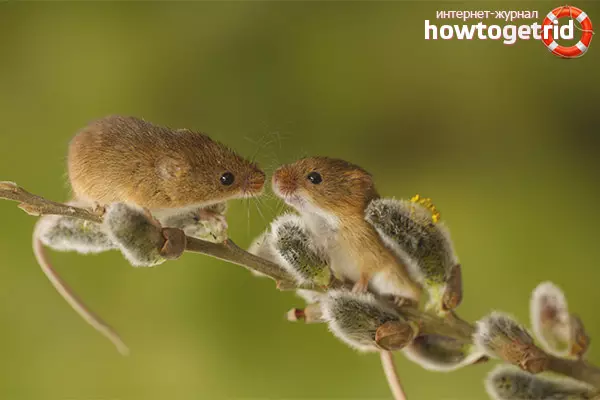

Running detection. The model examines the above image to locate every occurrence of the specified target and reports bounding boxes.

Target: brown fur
[273,157,378,217]
[68,115,265,209]
[273,157,421,299]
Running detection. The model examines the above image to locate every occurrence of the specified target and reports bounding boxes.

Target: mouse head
[272,157,379,219]
[157,131,265,208]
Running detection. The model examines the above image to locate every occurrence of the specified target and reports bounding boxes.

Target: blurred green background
[0,1,599,399]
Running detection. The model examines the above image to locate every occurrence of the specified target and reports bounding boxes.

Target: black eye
[307,171,322,184]
[220,172,235,186]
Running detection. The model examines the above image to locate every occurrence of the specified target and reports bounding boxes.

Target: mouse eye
[220,172,235,186]
[307,171,322,185]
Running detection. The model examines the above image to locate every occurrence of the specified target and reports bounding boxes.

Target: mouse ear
[157,156,189,180]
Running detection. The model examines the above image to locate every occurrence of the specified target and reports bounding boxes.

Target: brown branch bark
[184,237,294,283]
[546,355,600,389]
[3,181,600,390]
[0,182,468,332]
[0,181,298,284]
[0,181,103,223]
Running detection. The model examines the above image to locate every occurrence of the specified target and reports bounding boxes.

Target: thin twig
[0,181,344,290]
[0,182,467,331]
[185,237,293,283]
[0,182,504,343]
[0,182,103,223]
[3,181,600,391]
[381,351,407,400]
[547,355,600,389]
[0,181,297,285]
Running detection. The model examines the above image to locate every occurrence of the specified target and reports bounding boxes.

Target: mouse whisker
[275,198,287,216]
[248,131,280,165]
[254,192,276,214]
[252,197,267,223]
[246,197,251,235]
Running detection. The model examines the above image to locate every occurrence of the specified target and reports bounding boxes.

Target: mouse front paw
[159,205,229,243]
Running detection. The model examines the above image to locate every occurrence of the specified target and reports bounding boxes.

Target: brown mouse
[68,115,265,215]
[34,115,266,354]
[271,157,421,301]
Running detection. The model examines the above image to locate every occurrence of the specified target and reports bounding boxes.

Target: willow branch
[381,351,408,400]
[0,182,472,336]
[546,356,600,389]
[0,181,474,351]
[185,237,292,282]
[4,181,600,390]
[0,181,103,223]
[404,310,474,342]
[0,181,339,291]
[0,181,297,282]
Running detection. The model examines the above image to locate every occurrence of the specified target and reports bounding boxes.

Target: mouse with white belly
[271,157,421,301]
[34,115,266,354]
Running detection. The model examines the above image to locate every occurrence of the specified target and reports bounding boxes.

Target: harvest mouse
[68,115,265,217]
[34,115,266,353]
[271,157,421,301]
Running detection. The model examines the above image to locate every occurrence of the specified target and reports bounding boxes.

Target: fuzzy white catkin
[365,198,459,287]
[295,289,326,304]
[247,230,277,278]
[36,214,116,254]
[365,198,462,313]
[485,365,595,400]
[269,213,330,286]
[402,334,485,372]
[530,281,572,356]
[321,290,405,352]
[474,311,535,359]
[103,203,166,267]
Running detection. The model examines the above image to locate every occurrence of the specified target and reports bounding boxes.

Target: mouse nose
[272,166,298,197]
[244,169,265,195]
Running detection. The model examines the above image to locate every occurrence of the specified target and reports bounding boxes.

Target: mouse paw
[91,203,107,217]
[198,207,228,229]
[193,208,228,242]
[393,296,418,308]
[159,206,228,243]
[352,272,371,293]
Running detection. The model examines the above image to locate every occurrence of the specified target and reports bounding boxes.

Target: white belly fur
[302,211,362,284]
[371,269,419,300]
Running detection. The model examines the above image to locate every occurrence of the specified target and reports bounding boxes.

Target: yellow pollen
[411,194,441,223]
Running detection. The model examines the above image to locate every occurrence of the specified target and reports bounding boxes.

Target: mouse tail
[380,350,407,400]
[33,218,130,356]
